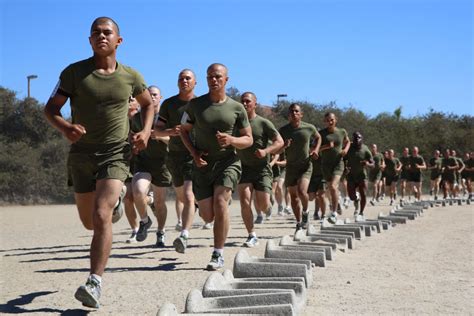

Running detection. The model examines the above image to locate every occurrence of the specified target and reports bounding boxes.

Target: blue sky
[1,0,472,118]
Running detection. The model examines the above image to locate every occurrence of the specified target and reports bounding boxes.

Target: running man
[399,147,411,202]
[407,146,426,201]
[180,63,252,270]
[154,69,198,253]
[451,149,465,197]
[319,112,350,224]
[441,149,458,199]
[384,149,402,205]
[344,132,374,220]
[131,86,172,247]
[427,149,443,200]
[368,144,385,205]
[463,152,473,200]
[237,92,283,247]
[279,103,321,231]
[308,153,326,222]
[44,17,154,308]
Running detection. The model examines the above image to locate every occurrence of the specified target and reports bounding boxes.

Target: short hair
[148,85,160,91]
[241,91,257,101]
[90,17,120,35]
[289,103,301,111]
[324,112,336,118]
[207,63,228,75]
[179,69,196,78]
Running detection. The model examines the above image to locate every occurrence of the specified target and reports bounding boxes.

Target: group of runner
[43,17,473,309]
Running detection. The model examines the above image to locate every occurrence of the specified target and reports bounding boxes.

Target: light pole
[277,93,287,105]
[27,75,38,98]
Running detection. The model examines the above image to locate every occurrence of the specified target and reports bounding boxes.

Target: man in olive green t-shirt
[155,69,203,254]
[384,149,402,205]
[368,144,385,205]
[407,146,426,201]
[181,63,253,271]
[131,86,172,248]
[344,132,374,220]
[44,17,154,309]
[318,112,350,224]
[399,147,411,202]
[427,149,443,200]
[237,92,283,248]
[279,103,321,231]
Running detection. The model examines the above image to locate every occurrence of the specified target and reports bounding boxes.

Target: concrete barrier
[185,289,295,315]
[233,249,313,287]
[265,239,327,266]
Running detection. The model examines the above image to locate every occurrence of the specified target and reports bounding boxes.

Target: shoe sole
[173,238,186,253]
[74,286,99,308]
[243,241,259,248]
[206,264,223,271]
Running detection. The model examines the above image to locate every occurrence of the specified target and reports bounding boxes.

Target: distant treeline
[1,86,472,205]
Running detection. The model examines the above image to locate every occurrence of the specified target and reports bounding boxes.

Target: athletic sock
[213,248,223,255]
[141,216,149,223]
[90,274,102,285]
[181,230,189,238]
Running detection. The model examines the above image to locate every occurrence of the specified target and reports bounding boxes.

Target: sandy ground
[1,196,473,315]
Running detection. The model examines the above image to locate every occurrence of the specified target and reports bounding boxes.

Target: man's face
[178,71,196,93]
[353,132,363,146]
[324,114,337,129]
[206,66,228,92]
[412,147,419,156]
[241,94,256,116]
[403,148,409,156]
[89,21,122,55]
[434,150,440,158]
[148,87,162,109]
[371,144,378,154]
[288,105,303,124]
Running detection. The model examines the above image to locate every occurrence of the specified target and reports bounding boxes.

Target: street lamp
[27,75,38,98]
[277,94,288,105]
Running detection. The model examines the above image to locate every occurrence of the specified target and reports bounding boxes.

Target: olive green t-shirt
[184,94,249,161]
[442,157,458,177]
[399,155,411,173]
[58,57,147,145]
[319,127,348,166]
[384,157,401,177]
[372,153,384,171]
[158,95,194,152]
[278,121,319,166]
[346,144,373,178]
[131,112,168,160]
[429,157,443,178]
[237,115,279,167]
[409,155,425,176]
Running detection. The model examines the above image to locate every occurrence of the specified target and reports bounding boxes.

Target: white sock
[249,232,256,237]
[181,230,189,238]
[141,215,149,223]
[214,248,223,255]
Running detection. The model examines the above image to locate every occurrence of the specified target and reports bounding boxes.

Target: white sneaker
[284,206,292,215]
[126,231,137,243]
[202,222,213,230]
[327,212,337,224]
[356,214,365,222]
[243,235,259,247]
[254,215,264,224]
[112,185,126,224]
[277,205,284,216]
[175,221,182,231]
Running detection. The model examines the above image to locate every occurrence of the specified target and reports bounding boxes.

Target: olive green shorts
[308,175,326,193]
[272,164,282,181]
[67,142,131,193]
[321,159,345,182]
[240,164,273,194]
[369,169,382,182]
[193,155,241,201]
[166,151,194,187]
[134,156,172,187]
[285,160,312,187]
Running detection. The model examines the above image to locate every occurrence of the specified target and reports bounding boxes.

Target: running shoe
[206,251,224,271]
[155,231,165,248]
[202,222,213,229]
[112,186,126,224]
[301,211,309,229]
[265,207,273,220]
[243,235,259,247]
[254,215,264,224]
[175,221,183,231]
[369,199,375,206]
[173,235,187,253]
[294,222,303,234]
[277,205,284,216]
[74,276,101,308]
[313,211,321,221]
[126,231,137,244]
[136,216,152,242]
[284,206,292,215]
[328,212,337,224]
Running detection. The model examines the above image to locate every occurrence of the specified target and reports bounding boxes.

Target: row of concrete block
[157,199,461,315]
